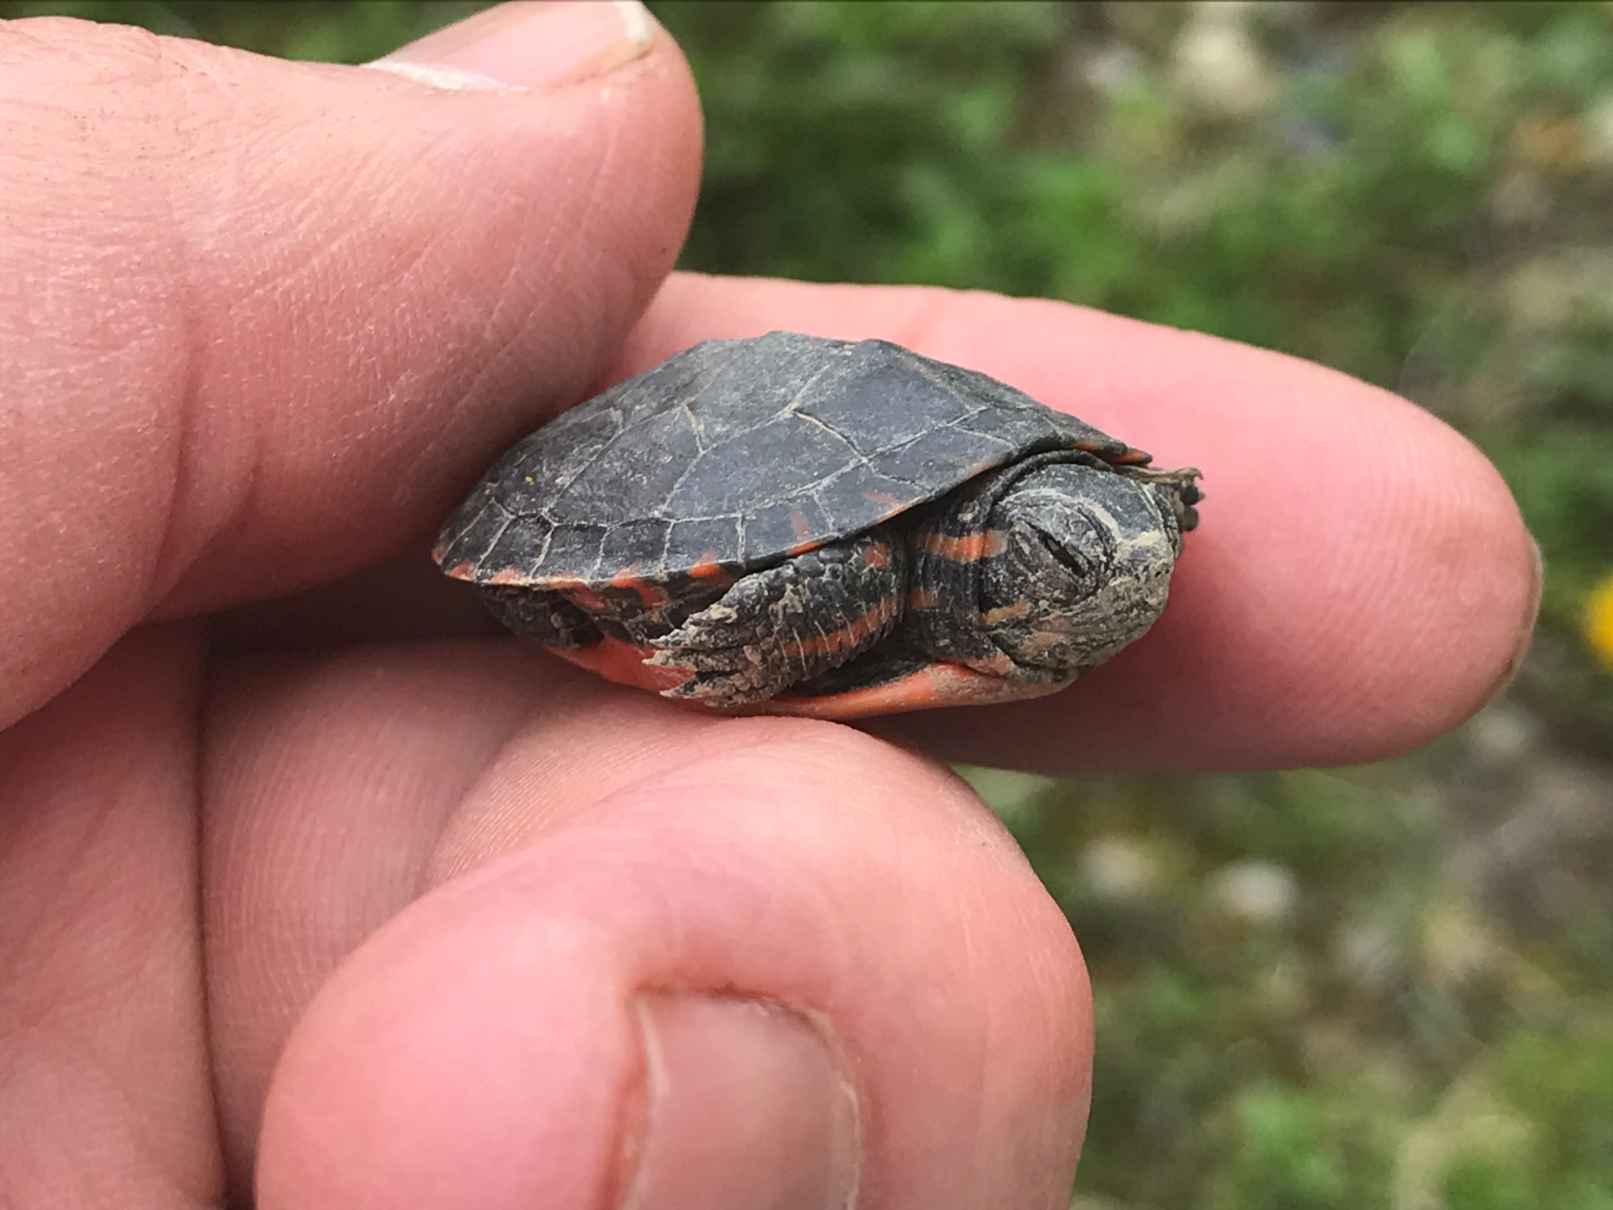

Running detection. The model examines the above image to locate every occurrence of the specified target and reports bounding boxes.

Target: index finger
[0,5,700,730]
[617,273,1539,772]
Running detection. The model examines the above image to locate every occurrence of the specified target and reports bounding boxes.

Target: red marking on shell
[441,559,477,580]
[907,587,940,611]
[688,554,727,580]
[488,567,529,586]
[549,637,692,694]
[565,586,610,612]
[1077,439,1151,466]
[789,510,814,542]
[862,543,890,570]
[921,529,1007,563]
[863,490,905,512]
[756,662,1073,721]
[786,539,821,557]
[610,566,670,608]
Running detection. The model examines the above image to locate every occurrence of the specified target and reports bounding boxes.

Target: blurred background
[7,1,1610,1204]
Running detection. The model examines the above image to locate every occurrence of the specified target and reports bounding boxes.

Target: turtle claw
[1118,464,1203,531]
[646,625,771,708]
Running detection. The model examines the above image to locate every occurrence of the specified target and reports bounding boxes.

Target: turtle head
[982,460,1190,675]
[907,456,1196,684]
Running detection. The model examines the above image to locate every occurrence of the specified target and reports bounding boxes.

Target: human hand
[0,4,1537,1208]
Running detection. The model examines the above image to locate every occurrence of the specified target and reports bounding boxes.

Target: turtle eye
[1006,500,1105,603]
[981,470,1111,611]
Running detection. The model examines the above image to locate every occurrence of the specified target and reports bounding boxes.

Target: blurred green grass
[7,2,1610,1204]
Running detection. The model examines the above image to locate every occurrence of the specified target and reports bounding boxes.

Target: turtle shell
[434,330,1150,588]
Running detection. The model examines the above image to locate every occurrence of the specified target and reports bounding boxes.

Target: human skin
[0,4,1538,1208]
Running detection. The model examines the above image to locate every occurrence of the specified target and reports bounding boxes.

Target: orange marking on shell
[548,637,692,694]
[1077,439,1151,466]
[789,509,814,543]
[610,566,670,608]
[688,553,727,580]
[755,662,1074,721]
[907,587,940,611]
[786,539,821,556]
[862,543,890,570]
[565,586,610,612]
[441,559,477,580]
[922,529,1007,563]
[863,490,905,511]
[488,567,529,586]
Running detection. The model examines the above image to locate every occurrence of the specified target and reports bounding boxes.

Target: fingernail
[623,994,862,1210]
[1485,534,1544,707]
[369,0,658,92]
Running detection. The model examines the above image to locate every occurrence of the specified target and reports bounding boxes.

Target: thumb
[0,2,700,726]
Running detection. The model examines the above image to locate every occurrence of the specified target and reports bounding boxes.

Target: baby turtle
[435,330,1201,718]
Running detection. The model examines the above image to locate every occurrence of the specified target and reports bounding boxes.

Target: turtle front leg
[646,529,906,708]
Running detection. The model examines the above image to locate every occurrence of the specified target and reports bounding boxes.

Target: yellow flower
[1586,573,1613,671]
